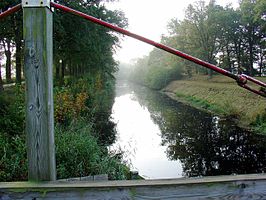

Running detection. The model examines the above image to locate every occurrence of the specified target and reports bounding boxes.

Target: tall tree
[0,51,3,91]
[12,7,23,83]
[0,0,22,84]
[2,39,12,83]
[254,0,266,75]
[240,0,260,75]
[184,0,224,77]
[53,0,127,84]
[218,7,242,73]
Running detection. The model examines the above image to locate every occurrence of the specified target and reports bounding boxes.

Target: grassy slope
[163,75,266,133]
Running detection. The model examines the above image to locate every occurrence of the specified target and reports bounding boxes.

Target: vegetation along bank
[129,0,266,134]
[162,76,266,134]
[0,0,130,181]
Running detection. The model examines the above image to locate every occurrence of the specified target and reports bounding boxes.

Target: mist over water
[111,80,266,179]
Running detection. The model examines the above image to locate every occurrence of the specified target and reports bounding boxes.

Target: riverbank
[162,75,266,134]
[0,77,130,181]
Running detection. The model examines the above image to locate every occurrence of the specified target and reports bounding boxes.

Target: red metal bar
[51,2,266,98]
[239,84,266,97]
[0,4,22,20]
[241,74,266,88]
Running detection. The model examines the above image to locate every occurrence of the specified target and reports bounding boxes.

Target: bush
[253,112,266,134]
[0,86,25,137]
[130,56,183,90]
[146,66,182,90]
[0,134,27,181]
[0,120,128,181]
[55,120,128,180]
[55,121,101,179]
[0,75,126,181]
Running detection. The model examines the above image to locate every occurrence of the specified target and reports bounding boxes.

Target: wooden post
[23,0,56,181]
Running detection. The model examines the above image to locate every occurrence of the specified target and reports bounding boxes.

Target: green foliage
[55,120,129,180]
[54,74,117,145]
[252,112,266,134]
[53,0,128,81]
[0,0,129,182]
[175,92,224,114]
[145,66,182,90]
[0,86,25,137]
[0,119,129,181]
[0,71,127,181]
[131,0,266,82]
[53,75,127,179]
[0,134,27,181]
[0,87,27,181]
[130,51,183,90]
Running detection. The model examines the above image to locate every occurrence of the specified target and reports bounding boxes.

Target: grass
[55,120,130,180]
[163,75,266,134]
[175,93,225,114]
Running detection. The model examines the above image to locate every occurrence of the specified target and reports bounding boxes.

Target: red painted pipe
[50,2,266,98]
[239,84,266,97]
[0,4,22,20]
[241,74,266,88]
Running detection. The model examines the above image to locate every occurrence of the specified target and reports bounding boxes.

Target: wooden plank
[0,174,266,199]
[23,6,56,181]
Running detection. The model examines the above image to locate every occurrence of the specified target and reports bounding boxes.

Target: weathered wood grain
[1,174,266,199]
[23,7,56,181]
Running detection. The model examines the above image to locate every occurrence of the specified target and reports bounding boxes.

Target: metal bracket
[22,0,52,8]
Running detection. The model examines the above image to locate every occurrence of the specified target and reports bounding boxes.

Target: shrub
[0,134,27,181]
[0,120,128,181]
[55,120,128,180]
[0,75,125,181]
[253,112,266,134]
[0,86,25,137]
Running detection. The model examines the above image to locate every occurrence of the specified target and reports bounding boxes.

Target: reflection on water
[112,93,182,179]
[111,80,266,179]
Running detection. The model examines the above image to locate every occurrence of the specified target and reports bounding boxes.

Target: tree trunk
[234,40,241,74]
[69,62,73,76]
[247,26,255,76]
[55,62,60,80]
[3,40,12,83]
[226,46,232,71]
[248,39,254,76]
[15,39,22,84]
[0,64,3,92]
[74,64,78,77]
[259,54,263,77]
[12,10,23,84]
[61,60,65,80]
[208,69,213,79]
[59,60,65,85]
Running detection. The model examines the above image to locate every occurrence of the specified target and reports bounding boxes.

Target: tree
[2,39,12,83]
[53,0,127,84]
[0,51,4,91]
[217,6,242,72]
[166,18,202,76]
[239,0,261,75]
[12,7,23,83]
[184,0,225,78]
[254,0,266,75]
[0,0,23,84]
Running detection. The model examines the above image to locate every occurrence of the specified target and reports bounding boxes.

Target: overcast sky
[105,0,239,63]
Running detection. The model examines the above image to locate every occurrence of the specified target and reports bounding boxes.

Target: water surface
[111,80,266,179]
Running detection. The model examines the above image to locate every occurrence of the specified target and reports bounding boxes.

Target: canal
[111,80,266,179]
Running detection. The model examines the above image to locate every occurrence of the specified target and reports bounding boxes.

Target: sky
[105,0,239,63]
